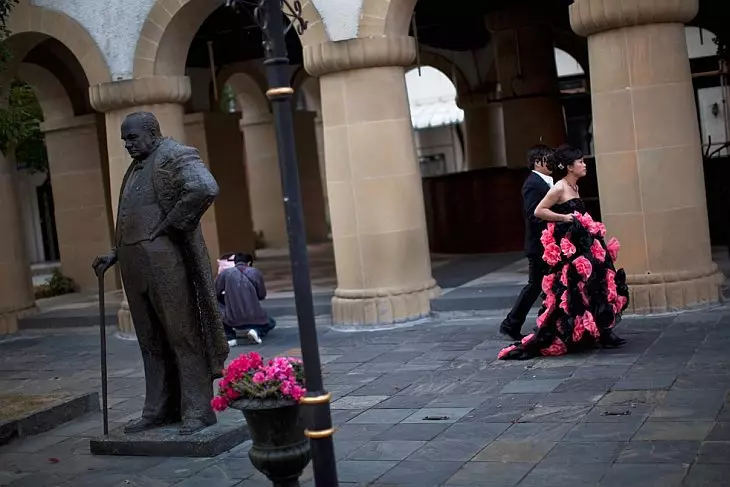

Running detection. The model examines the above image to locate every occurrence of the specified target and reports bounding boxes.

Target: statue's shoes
[123,417,165,434]
[179,417,216,436]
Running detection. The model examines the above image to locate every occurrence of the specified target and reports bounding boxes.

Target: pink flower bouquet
[211,352,306,412]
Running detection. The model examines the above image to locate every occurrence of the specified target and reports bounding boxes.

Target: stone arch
[216,63,270,124]
[380,0,419,37]
[414,50,471,95]
[16,64,74,122]
[291,67,321,112]
[6,2,111,86]
[134,0,328,78]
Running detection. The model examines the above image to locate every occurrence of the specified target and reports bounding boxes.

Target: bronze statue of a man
[93,112,229,436]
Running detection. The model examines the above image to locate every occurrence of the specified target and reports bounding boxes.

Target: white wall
[415,125,464,177]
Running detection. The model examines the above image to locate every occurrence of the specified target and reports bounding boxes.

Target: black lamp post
[224,1,339,486]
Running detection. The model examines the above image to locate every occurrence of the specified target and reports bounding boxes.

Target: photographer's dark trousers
[118,237,215,425]
[502,256,548,335]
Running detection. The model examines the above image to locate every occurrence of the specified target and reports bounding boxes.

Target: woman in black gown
[499,145,629,360]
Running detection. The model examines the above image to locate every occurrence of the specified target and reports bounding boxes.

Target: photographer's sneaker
[247,329,262,344]
[227,339,239,347]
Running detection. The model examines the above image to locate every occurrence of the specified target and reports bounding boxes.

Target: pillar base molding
[303,36,416,77]
[332,280,441,327]
[89,76,191,113]
[570,0,698,38]
[625,264,724,314]
[117,299,134,335]
[0,304,37,335]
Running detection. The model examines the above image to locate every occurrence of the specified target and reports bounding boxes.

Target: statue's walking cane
[96,269,109,435]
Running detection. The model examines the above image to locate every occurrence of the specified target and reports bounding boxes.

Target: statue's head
[121,111,163,160]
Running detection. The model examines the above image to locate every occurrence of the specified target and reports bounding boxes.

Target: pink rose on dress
[577,282,590,307]
[543,243,562,266]
[536,308,550,328]
[590,222,606,238]
[605,269,618,303]
[540,227,555,247]
[560,237,577,258]
[573,314,585,342]
[560,291,569,313]
[573,256,593,281]
[613,295,628,314]
[590,240,606,263]
[574,212,594,228]
[582,311,600,338]
[544,291,556,312]
[560,265,569,287]
[607,237,620,261]
[542,274,555,294]
[498,344,518,359]
[541,337,568,357]
[521,333,535,345]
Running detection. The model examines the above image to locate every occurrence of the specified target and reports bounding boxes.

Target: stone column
[185,112,255,256]
[457,93,508,169]
[487,5,567,167]
[41,115,116,292]
[294,111,329,243]
[304,37,440,327]
[89,75,192,333]
[571,0,724,313]
[0,152,35,334]
[313,115,329,215]
[239,113,288,249]
[240,112,329,249]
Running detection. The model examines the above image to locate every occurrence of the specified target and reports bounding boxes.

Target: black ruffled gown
[499,198,630,360]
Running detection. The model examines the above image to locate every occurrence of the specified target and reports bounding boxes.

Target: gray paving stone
[498,422,574,442]
[697,441,730,464]
[426,394,492,408]
[707,422,730,441]
[108,476,176,487]
[519,404,592,423]
[612,374,677,390]
[335,423,392,440]
[407,438,489,462]
[519,366,578,380]
[346,440,427,461]
[331,395,389,410]
[439,422,510,441]
[617,440,701,464]
[536,391,605,406]
[553,377,617,393]
[375,423,448,441]
[500,379,564,394]
[373,395,436,409]
[584,405,654,423]
[373,460,464,487]
[541,441,624,464]
[633,421,714,441]
[599,463,688,487]
[335,460,398,484]
[401,408,473,424]
[564,421,644,442]
[517,462,608,487]
[347,409,416,424]
[683,464,730,487]
[473,440,555,463]
[445,461,532,486]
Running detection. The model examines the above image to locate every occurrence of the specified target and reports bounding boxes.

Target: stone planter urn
[231,398,311,487]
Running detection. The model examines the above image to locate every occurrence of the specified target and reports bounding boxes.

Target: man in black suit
[500,145,555,340]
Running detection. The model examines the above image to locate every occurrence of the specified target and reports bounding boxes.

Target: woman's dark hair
[549,144,584,181]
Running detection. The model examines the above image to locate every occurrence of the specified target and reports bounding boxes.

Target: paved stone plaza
[1,307,729,486]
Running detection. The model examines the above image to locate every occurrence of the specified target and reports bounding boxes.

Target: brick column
[571,0,723,313]
[304,37,440,327]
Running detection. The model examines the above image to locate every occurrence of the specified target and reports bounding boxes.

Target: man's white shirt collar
[533,170,554,188]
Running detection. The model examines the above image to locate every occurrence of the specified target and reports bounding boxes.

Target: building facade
[0,0,726,334]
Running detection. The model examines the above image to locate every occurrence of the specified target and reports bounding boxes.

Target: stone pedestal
[89,75,193,334]
[571,0,723,313]
[90,413,248,457]
[41,115,116,292]
[305,37,440,327]
[488,5,567,167]
[458,93,507,169]
[0,152,35,334]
